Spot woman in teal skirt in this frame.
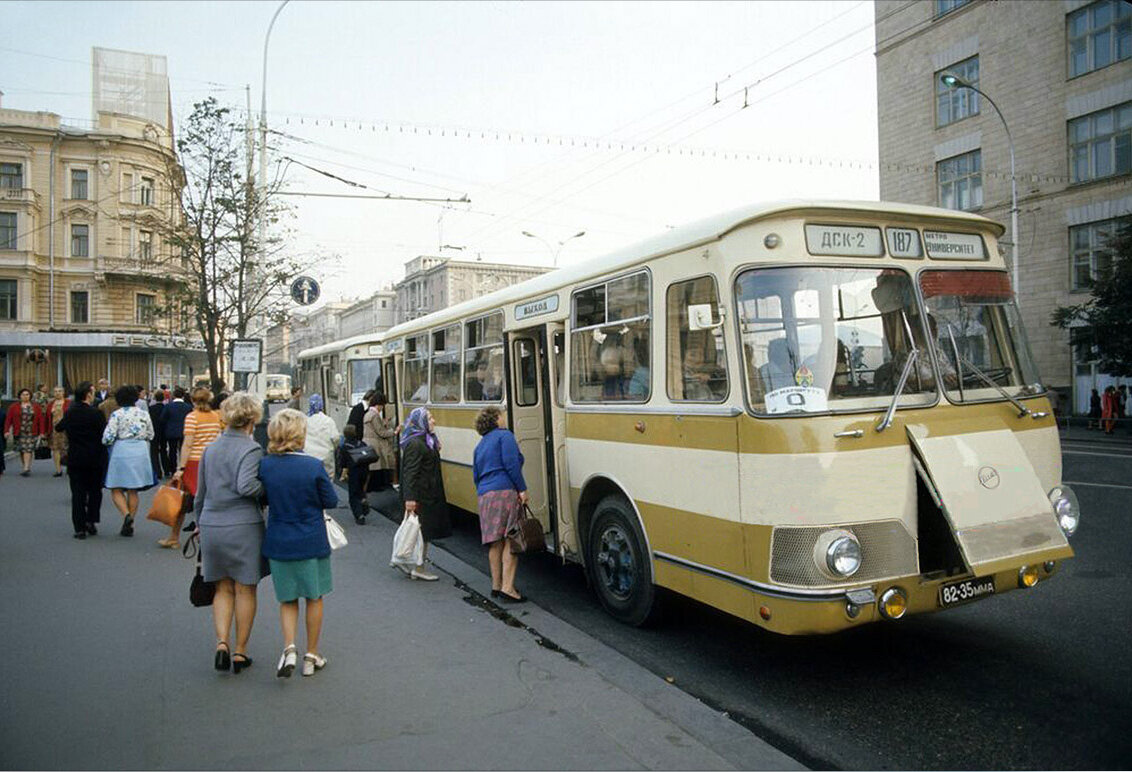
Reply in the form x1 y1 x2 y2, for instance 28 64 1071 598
260 409 339 678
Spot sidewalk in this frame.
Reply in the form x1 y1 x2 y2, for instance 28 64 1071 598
0 470 802 771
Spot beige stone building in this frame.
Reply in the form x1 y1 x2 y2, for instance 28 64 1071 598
875 0 1132 412
0 90 203 397
394 255 549 324
338 288 396 340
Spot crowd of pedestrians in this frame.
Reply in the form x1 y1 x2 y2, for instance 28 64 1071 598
4 378 536 679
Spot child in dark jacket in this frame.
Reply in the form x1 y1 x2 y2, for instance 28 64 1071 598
337 425 369 524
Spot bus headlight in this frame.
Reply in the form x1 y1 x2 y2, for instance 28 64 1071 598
1048 485 1080 537
813 529 862 579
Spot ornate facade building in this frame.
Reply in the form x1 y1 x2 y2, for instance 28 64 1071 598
393 255 550 324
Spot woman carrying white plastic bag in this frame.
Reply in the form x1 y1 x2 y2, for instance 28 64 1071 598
391 511 424 571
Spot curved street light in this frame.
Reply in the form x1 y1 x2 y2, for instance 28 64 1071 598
940 71 1019 297
522 229 586 267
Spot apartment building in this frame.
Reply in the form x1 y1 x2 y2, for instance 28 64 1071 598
338 288 396 340
393 255 549 324
875 0 1131 412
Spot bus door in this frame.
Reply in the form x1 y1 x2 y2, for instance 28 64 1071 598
508 328 557 550
546 324 574 558
383 358 398 422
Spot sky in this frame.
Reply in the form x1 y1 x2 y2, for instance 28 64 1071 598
2 0 883 308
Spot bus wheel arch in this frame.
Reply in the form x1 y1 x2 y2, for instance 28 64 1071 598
578 478 659 627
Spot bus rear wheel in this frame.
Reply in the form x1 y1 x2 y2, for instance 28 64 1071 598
587 495 658 627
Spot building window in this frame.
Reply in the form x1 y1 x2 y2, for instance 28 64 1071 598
1069 102 1132 183
1070 217 1131 290
1068 0 1132 78
0 212 15 250
70 290 89 324
937 150 983 211
0 162 22 190
71 224 89 257
121 172 133 202
0 279 16 320
139 230 153 263
936 56 979 127
140 176 154 206
381 299 387 308
935 0 970 18
136 293 156 325
70 168 88 200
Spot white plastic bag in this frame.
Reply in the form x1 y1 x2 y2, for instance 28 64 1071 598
324 512 348 551
391 511 423 568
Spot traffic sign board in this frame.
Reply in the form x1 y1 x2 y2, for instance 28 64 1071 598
291 276 320 306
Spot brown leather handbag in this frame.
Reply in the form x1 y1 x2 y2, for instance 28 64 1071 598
147 478 188 527
506 504 547 555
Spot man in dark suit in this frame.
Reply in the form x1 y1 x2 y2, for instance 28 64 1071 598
161 387 193 472
148 389 168 478
54 380 108 539
92 378 111 407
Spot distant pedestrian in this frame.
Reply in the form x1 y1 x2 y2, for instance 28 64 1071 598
260 409 338 678
93 378 111 407
287 386 304 412
473 405 528 603
46 386 71 477
303 393 340 480
193 392 268 674
347 389 374 439
162 387 192 471
362 392 396 491
1088 388 1102 430
336 424 368 524
1102 385 1118 435
55 381 107 539
32 383 49 410
1118 384 1128 420
102 385 156 537
98 389 119 422
5 387 47 476
170 388 223 547
148 389 167 478
398 407 450 582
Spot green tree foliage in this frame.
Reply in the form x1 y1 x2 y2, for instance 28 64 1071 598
1051 227 1132 377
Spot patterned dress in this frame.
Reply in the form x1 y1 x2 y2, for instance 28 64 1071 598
17 404 36 453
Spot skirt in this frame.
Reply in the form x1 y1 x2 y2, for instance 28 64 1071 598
269 556 332 602
50 432 68 452
104 439 156 490
201 522 269 586
183 458 201 496
477 488 522 545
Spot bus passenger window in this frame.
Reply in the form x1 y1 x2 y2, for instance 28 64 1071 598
431 325 461 403
464 313 504 402
666 276 728 402
570 271 651 403
402 334 429 404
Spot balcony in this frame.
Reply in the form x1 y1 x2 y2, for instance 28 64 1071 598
97 255 189 282
0 187 40 209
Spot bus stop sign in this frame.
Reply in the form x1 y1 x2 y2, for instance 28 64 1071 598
291 276 320 306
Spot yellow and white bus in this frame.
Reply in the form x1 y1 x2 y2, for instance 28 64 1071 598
378 200 1079 635
297 333 386 427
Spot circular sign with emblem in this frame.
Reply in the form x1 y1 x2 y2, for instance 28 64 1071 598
977 466 1000 489
290 276 320 306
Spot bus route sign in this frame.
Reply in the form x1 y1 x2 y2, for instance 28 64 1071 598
291 276 321 306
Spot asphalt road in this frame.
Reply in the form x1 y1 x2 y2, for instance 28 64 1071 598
425 429 1132 770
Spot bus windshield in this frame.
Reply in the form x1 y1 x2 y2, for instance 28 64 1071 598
919 269 1043 403
349 358 382 403
736 266 935 416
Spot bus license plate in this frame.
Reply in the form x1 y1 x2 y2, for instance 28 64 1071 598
938 576 995 608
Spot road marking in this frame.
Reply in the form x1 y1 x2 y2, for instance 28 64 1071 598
1063 480 1132 490
1061 449 1132 459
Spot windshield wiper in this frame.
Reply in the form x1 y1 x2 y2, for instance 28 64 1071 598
942 322 1029 418
876 348 918 433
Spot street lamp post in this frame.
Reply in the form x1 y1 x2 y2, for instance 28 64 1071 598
521 230 586 268
940 72 1019 296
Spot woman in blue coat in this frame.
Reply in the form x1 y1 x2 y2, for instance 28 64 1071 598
472 406 528 603
260 409 339 678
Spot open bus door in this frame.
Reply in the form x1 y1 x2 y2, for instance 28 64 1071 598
508 327 558 551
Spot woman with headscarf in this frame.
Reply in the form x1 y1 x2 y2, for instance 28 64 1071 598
302 394 340 481
398 407 451 581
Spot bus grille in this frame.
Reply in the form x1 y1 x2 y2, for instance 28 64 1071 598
770 521 918 588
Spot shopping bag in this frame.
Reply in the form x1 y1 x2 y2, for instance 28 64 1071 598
391 511 424 568
507 504 547 555
324 512 348 550
33 437 51 460
147 478 188 527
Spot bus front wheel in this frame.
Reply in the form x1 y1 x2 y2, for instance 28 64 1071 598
587 495 658 627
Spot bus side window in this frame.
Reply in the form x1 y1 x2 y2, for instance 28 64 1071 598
570 271 651 402
666 276 728 402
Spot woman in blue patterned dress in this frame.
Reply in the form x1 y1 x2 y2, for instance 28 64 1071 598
102 385 155 537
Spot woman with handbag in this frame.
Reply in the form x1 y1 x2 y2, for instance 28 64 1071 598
47 386 71 477
4 387 47 476
54 381 107 538
192 392 268 674
398 407 451 582
169 388 223 548
102 385 156 537
260 409 339 678
362 392 397 491
472 406 528 603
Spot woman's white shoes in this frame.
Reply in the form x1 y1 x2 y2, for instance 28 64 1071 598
302 652 327 676
276 645 297 678
410 567 439 581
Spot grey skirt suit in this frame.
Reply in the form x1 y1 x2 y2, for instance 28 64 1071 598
194 429 269 586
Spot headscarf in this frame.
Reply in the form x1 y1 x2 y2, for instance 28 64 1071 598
308 393 324 416
399 406 438 450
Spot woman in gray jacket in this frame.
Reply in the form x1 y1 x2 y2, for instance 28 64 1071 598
193 392 268 674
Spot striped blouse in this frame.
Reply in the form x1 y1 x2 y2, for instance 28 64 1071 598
184 409 223 461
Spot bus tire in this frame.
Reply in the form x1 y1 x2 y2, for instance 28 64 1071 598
586 495 658 627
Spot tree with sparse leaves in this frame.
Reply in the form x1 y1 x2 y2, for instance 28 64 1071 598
161 97 326 392
1051 226 1132 378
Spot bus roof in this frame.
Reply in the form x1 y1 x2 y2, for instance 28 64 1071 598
383 199 1002 340
297 331 385 362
